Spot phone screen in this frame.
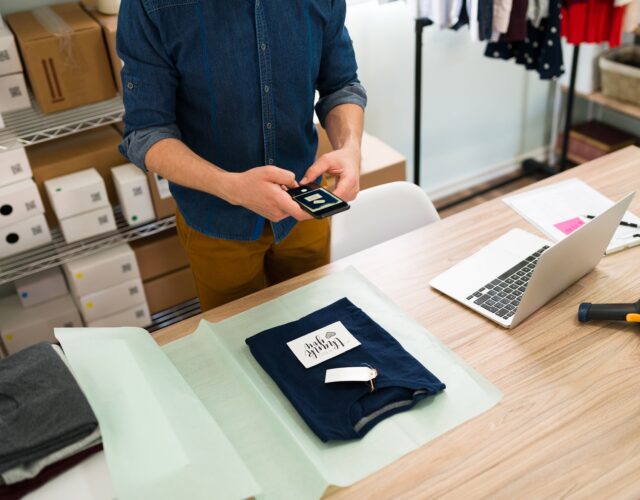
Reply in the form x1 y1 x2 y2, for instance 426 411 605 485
292 187 343 213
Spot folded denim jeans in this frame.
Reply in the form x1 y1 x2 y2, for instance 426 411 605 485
246 298 446 442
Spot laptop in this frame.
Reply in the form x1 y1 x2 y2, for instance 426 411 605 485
430 192 635 328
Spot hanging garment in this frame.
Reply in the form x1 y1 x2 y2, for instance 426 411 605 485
485 0 564 79
528 0 551 26
561 0 627 47
479 0 495 39
492 0 515 38
417 0 465 27
499 0 530 40
622 0 640 32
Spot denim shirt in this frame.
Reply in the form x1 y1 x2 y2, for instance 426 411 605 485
116 0 367 242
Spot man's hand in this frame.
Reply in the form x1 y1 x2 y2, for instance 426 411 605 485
300 145 361 202
226 166 311 222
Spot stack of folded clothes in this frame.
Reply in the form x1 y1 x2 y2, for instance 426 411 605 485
0 343 102 499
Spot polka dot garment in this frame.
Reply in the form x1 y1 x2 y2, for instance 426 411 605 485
484 0 564 80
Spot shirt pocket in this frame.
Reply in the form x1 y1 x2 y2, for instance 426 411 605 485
143 0 199 13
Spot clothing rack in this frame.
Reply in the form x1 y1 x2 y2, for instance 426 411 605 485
413 19 582 208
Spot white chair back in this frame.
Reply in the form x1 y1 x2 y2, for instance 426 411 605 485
331 181 440 261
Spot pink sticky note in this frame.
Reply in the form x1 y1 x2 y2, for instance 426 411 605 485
554 217 585 235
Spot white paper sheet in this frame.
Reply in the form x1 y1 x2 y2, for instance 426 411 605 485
503 178 640 254
55 328 261 500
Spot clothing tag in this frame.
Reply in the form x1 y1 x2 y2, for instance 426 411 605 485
325 367 377 384
154 173 172 200
287 321 360 369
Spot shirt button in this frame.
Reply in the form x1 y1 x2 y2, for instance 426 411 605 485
261 43 267 51
266 122 272 129
268 158 274 164
127 82 134 90
264 85 270 93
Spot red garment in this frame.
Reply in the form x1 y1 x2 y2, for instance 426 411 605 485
0 445 102 500
561 0 627 47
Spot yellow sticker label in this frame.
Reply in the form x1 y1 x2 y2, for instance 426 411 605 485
5 334 13 341
76 272 84 280
86 301 94 309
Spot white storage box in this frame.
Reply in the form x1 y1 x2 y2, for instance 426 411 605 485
0 213 51 258
14 267 68 308
44 168 109 220
0 294 82 355
112 163 155 226
0 73 30 113
58 205 116 243
77 277 146 322
0 22 23 76
0 146 31 187
87 302 151 328
64 243 140 296
0 178 44 228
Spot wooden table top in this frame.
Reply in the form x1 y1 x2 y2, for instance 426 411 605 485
155 146 640 499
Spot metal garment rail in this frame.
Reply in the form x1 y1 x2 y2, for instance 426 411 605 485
413 20 582 200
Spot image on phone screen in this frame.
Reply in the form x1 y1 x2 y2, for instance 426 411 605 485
292 187 343 213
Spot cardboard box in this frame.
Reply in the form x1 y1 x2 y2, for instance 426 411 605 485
88 11 121 95
131 229 189 281
0 21 23 76
76 277 146 322
14 266 68 308
6 3 116 114
0 146 32 188
0 213 51 258
64 243 140 296
0 179 44 228
316 127 406 190
44 168 109 220
144 266 197 314
28 126 126 225
112 163 155 225
0 72 30 113
0 294 82 355
87 302 151 328
58 205 116 243
147 172 176 219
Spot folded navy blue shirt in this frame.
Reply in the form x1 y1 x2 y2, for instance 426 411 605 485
245 298 445 442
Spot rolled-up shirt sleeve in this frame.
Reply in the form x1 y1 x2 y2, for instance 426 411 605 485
315 0 367 127
116 0 180 171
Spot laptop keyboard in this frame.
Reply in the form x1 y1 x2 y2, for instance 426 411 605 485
466 245 550 320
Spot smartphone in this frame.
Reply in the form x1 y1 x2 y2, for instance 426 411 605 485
288 183 350 219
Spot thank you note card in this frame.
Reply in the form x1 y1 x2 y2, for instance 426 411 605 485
287 321 360 368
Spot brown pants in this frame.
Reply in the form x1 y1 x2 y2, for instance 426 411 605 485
176 211 331 312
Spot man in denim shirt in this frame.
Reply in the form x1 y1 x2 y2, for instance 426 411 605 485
117 1 367 311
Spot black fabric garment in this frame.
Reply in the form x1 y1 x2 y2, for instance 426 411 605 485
478 0 494 40
0 344 98 473
499 0 530 41
246 298 446 442
485 0 564 80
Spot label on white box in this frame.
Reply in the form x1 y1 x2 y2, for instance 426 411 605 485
0 147 30 187
0 73 30 113
287 321 361 369
0 27 23 76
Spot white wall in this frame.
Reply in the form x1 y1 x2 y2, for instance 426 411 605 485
345 1 554 197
